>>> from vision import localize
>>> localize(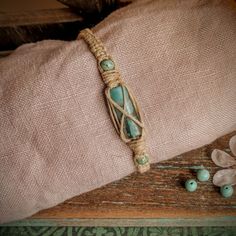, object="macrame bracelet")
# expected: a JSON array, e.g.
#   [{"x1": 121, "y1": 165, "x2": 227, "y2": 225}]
[{"x1": 79, "y1": 28, "x2": 150, "y2": 173}]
